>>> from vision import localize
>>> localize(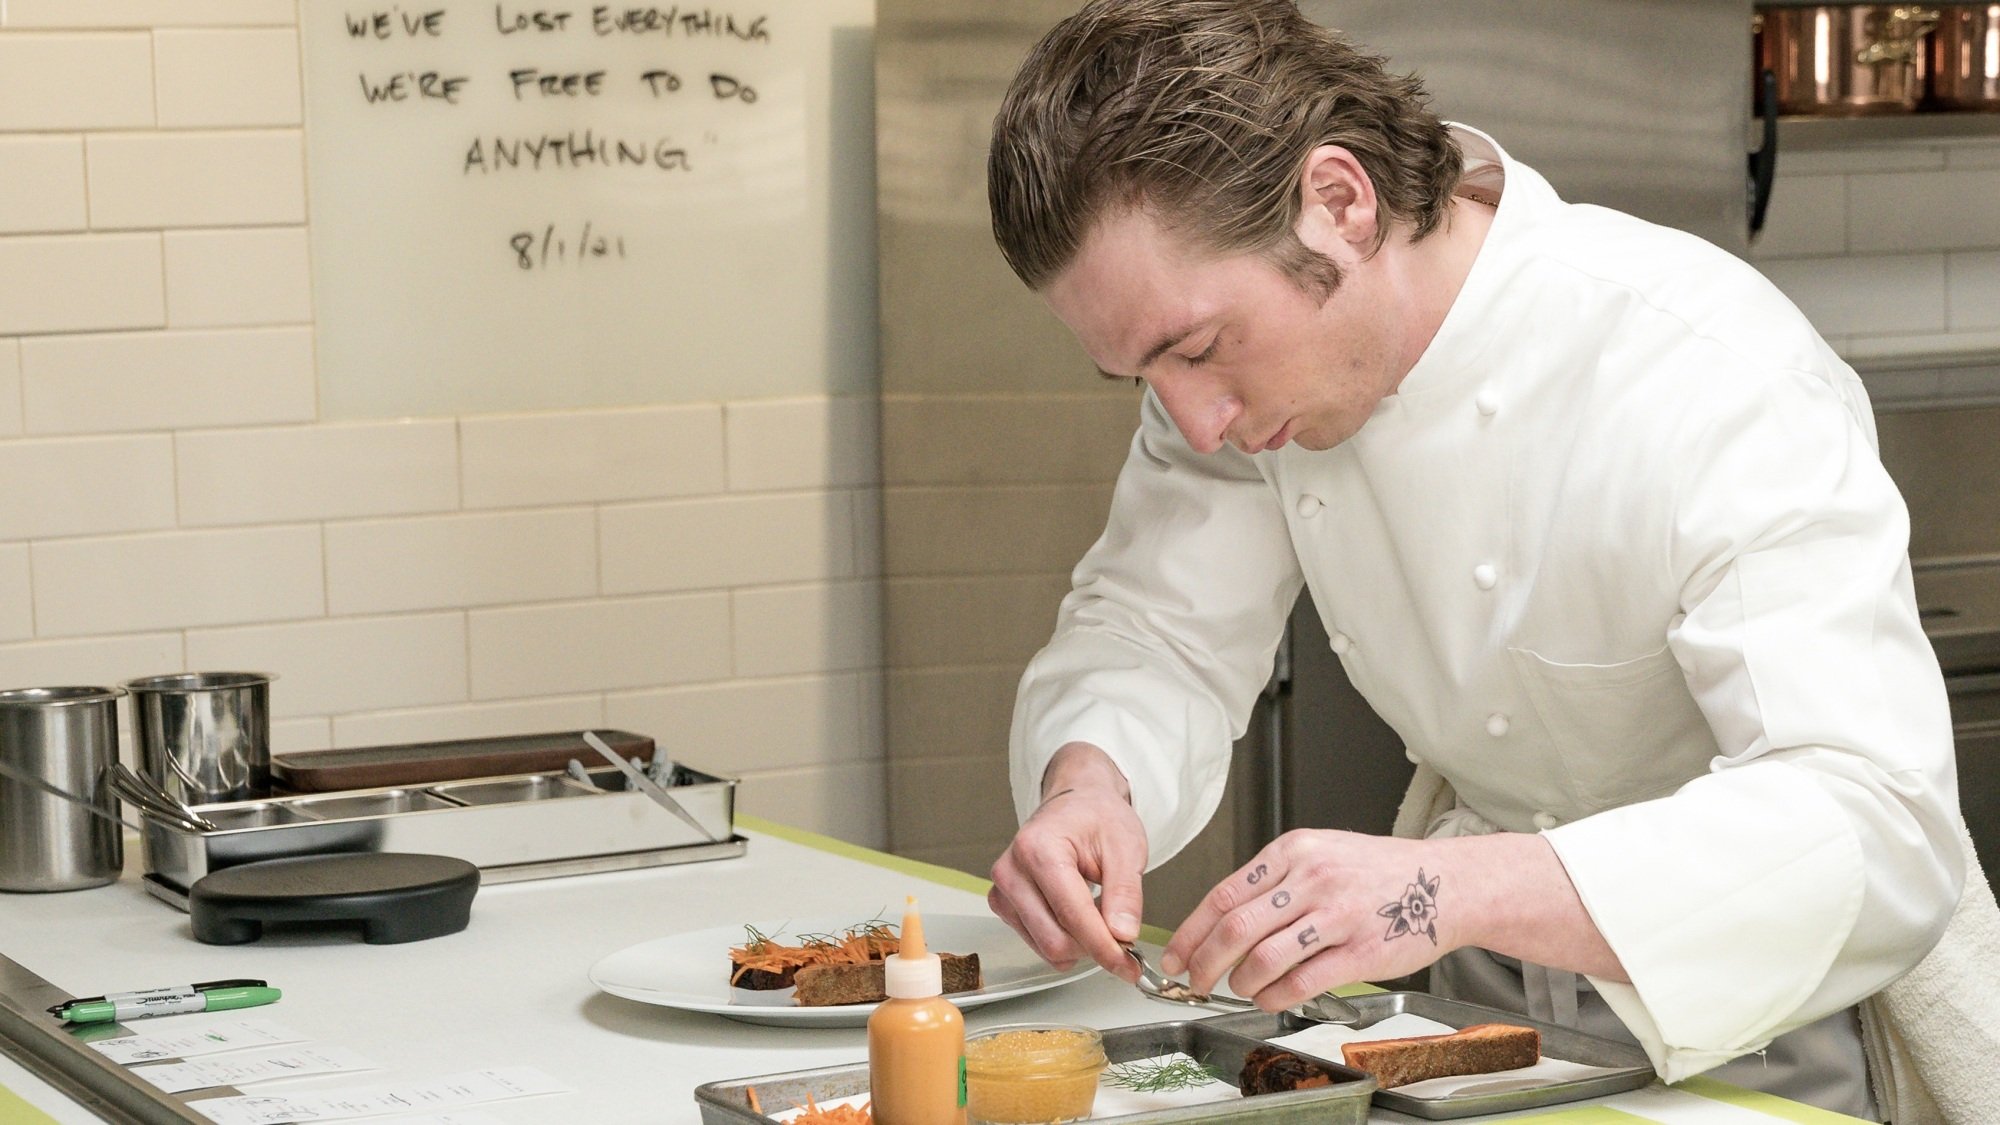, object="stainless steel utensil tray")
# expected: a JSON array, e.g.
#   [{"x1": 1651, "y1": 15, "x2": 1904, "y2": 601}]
[
  {"x1": 138, "y1": 764, "x2": 741, "y2": 910},
  {"x1": 1207, "y1": 994, "x2": 1655, "y2": 1120},
  {"x1": 693, "y1": 1016, "x2": 1374, "y2": 1124}
]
